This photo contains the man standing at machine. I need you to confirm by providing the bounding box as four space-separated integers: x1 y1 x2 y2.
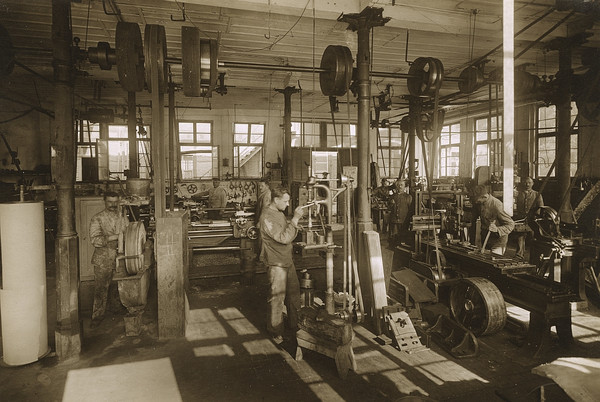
515 177 544 259
470 185 515 255
89 191 129 329
193 177 228 219
255 177 271 219
389 179 413 246
259 185 305 344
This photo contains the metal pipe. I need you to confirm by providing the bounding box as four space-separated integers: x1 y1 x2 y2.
355 20 372 231
276 87 299 189
165 57 465 83
168 82 176 210
515 10 576 60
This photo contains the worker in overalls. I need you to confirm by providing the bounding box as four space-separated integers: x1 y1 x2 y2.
259 185 305 344
89 191 129 329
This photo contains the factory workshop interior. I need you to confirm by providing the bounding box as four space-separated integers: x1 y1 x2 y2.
3 0 600 401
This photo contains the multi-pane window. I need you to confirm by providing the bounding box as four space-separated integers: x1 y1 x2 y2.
234 123 264 178
474 115 502 171
179 121 217 179
291 122 320 148
440 123 460 177
326 123 356 148
536 102 578 177
377 127 403 178
76 122 151 181
76 121 100 182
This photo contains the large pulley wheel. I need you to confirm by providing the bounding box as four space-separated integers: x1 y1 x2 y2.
0 24 15 77
407 57 444 97
449 277 506 336
416 109 445 142
144 24 167 94
124 221 147 275
182 26 219 97
458 65 484 94
320 45 353 97
116 22 145 92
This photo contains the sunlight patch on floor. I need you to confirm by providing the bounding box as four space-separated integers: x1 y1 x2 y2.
217 307 260 335
62 358 181 402
282 350 344 400
186 308 227 341
243 338 281 355
192 344 235 357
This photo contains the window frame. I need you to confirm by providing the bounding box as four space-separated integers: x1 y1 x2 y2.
178 121 217 180
233 122 265 179
474 115 503 173
376 126 404 179
536 102 578 178
439 122 461 177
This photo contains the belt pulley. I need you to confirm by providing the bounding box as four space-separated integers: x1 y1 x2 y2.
319 45 354 97
144 24 168 94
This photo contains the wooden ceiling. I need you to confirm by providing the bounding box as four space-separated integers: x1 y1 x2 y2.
1 0 599 120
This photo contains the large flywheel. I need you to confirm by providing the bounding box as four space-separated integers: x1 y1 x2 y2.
449 277 506 336
124 221 147 275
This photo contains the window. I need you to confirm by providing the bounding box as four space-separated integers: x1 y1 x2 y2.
474 115 502 171
233 123 264 178
291 122 320 148
536 102 578 177
179 121 217 179
326 123 356 148
440 123 460 177
106 125 151 180
377 127 404 178
76 121 100 182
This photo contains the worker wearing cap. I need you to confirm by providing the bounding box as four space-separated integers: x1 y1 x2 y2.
470 185 515 255
259 185 305 344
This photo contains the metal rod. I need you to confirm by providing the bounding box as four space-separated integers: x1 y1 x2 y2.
515 10 575 60
466 7 556 67
165 57 465 82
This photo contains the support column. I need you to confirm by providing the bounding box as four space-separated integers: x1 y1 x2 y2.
275 86 299 190
52 0 81 360
556 45 573 222
339 7 389 234
503 0 515 215
339 7 389 331
127 91 138 178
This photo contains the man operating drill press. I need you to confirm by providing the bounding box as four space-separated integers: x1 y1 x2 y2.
259 185 305 344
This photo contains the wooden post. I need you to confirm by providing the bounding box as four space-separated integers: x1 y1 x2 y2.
52 0 81 360
156 210 189 338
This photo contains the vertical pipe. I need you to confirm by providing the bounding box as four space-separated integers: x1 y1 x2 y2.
556 46 572 222
356 23 372 231
52 0 81 359
503 0 515 215
281 87 298 190
168 83 176 210
408 110 416 192
127 91 138 179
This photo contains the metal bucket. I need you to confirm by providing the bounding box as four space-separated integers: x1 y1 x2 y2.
126 178 150 197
